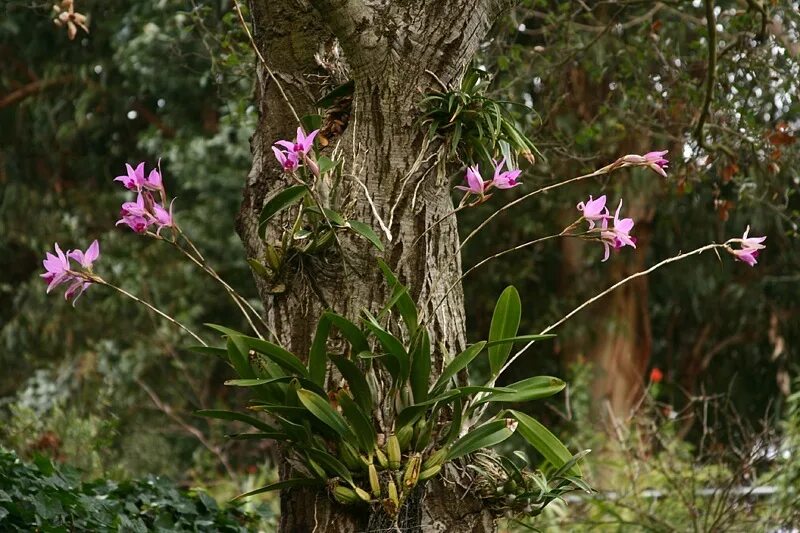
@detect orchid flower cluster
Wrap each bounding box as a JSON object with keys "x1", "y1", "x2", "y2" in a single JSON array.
[
  {"x1": 272, "y1": 127, "x2": 320, "y2": 176},
  {"x1": 41, "y1": 240, "x2": 100, "y2": 304},
  {"x1": 617, "y1": 150, "x2": 670, "y2": 177},
  {"x1": 576, "y1": 195, "x2": 636, "y2": 262},
  {"x1": 114, "y1": 162, "x2": 174, "y2": 235},
  {"x1": 455, "y1": 158, "x2": 522, "y2": 202},
  {"x1": 730, "y1": 225, "x2": 767, "y2": 266}
]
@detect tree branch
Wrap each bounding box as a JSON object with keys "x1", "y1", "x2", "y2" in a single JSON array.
[
  {"x1": 0, "y1": 76, "x2": 73, "y2": 109},
  {"x1": 694, "y1": 0, "x2": 717, "y2": 148}
]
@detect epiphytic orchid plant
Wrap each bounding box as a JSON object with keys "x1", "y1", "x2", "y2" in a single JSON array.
[{"x1": 42, "y1": 118, "x2": 766, "y2": 520}]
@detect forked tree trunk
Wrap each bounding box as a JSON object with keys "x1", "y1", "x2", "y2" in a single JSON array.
[{"x1": 236, "y1": 1, "x2": 514, "y2": 530}]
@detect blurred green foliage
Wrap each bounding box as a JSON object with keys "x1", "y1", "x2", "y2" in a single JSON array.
[
  {"x1": 0, "y1": 448, "x2": 273, "y2": 531},
  {"x1": 0, "y1": 0, "x2": 262, "y2": 489}
]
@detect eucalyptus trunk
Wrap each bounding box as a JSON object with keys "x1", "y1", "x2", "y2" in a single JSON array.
[{"x1": 236, "y1": 0, "x2": 513, "y2": 530}]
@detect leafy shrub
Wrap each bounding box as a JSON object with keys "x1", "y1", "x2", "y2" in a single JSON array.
[{"x1": 0, "y1": 449, "x2": 267, "y2": 532}]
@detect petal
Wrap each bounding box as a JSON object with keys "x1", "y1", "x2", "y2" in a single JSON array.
[
  {"x1": 303, "y1": 129, "x2": 319, "y2": 150},
  {"x1": 274, "y1": 140, "x2": 294, "y2": 151},
  {"x1": 272, "y1": 146, "x2": 287, "y2": 164},
  {"x1": 85, "y1": 240, "x2": 100, "y2": 263}
]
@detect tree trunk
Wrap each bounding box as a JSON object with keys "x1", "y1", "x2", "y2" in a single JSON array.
[{"x1": 236, "y1": 1, "x2": 513, "y2": 530}]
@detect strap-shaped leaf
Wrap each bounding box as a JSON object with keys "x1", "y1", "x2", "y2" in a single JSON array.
[
  {"x1": 226, "y1": 376, "x2": 326, "y2": 398},
  {"x1": 396, "y1": 389, "x2": 461, "y2": 428},
  {"x1": 509, "y1": 409, "x2": 581, "y2": 476},
  {"x1": 233, "y1": 478, "x2": 318, "y2": 501},
  {"x1": 238, "y1": 336, "x2": 309, "y2": 378},
  {"x1": 305, "y1": 447, "x2": 355, "y2": 487},
  {"x1": 454, "y1": 385, "x2": 515, "y2": 395},
  {"x1": 348, "y1": 220, "x2": 384, "y2": 251},
  {"x1": 409, "y1": 329, "x2": 431, "y2": 403},
  {"x1": 226, "y1": 432, "x2": 288, "y2": 441},
  {"x1": 330, "y1": 355, "x2": 373, "y2": 413},
  {"x1": 324, "y1": 312, "x2": 370, "y2": 355},
  {"x1": 488, "y1": 286, "x2": 521, "y2": 376},
  {"x1": 226, "y1": 337, "x2": 257, "y2": 379},
  {"x1": 446, "y1": 418, "x2": 517, "y2": 461},
  {"x1": 430, "y1": 341, "x2": 487, "y2": 395},
  {"x1": 484, "y1": 334, "x2": 555, "y2": 348},
  {"x1": 475, "y1": 376, "x2": 565, "y2": 405},
  {"x1": 309, "y1": 315, "x2": 332, "y2": 386},
  {"x1": 337, "y1": 391, "x2": 377, "y2": 453},
  {"x1": 194, "y1": 409, "x2": 275, "y2": 433},
  {"x1": 442, "y1": 397, "x2": 463, "y2": 447},
  {"x1": 258, "y1": 185, "x2": 308, "y2": 239},
  {"x1": 377, "y1": 260, "x2": 418, "y2": 335},
  {"x1": 296, "y1": 389, "x2": 358, "y2": 444},
  {"x1": 362, "y1": 313, "x2": 409, "y2": 382},
  {"x1": 185, "y1": 345, "x2": 227, "y2": 359}
]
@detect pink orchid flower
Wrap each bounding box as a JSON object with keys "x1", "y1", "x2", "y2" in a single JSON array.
[
  {"x1": 732, "y1": 225, "x2": 766, "y2": 267},
  {"x1": 455, "y1": 166, "x2": 487, "y2": 195},
  {"x1": 599, "y1": 200, "x2": 636, "y2": 261},
  {"x1": 274, "y1": 127, "x2": 319, "y2": 156},
  {"x1": 42, "y1": 241, "x2": 100, "y2": 305},
  {"x1": 621, "y1": 150, "x2": 669, "y2": 177},
  {"x1": 115, "y1": 162, "x2": 163, "y2": 191},
  {"x1": 272, "y1": 146, "x2": 300, "y2": 173},
  {"x1": 577, "y1": 194, "x2": 609, "y2": 229},
  {"x1": 114, "y1": 162, "x2": 146, "y2": 190},
  {"x1": 41, "y1": 243, "x2": 72, "y2": 293},
  {"x1": 117, "y1": 193, "x2": 152, "y2": 233},
  {"x1": 491, "y1": 159, "x2": 522, "y2": 189}
]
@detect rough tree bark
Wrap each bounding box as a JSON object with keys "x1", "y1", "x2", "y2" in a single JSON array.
[{"x1": 236, "y1": 1, "x2": 514, "y2": 531}]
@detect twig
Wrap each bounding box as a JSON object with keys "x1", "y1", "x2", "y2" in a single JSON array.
[
  {"x1": 95, "y1": 277, "x2": 208, "y2": 346},
  {"x1": 0, "y1": 75, "x2": 73, "y2": 108},
  {"x1": 492, "y1": 243, "x2": 730, "y2": 384},
  {"x1": 694, "y1": 0, "x2": 717, "y2": 148},
  {"x1": 135, "y1": 377, "x2": 237, "y2": 481},
  {"x1": 231, "y1": 0, "x2": 300, "y2": 124}
]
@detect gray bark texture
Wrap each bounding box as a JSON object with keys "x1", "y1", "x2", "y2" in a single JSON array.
[{"x1": 236, "y1": 1, "x2": 514, "y2": 530}]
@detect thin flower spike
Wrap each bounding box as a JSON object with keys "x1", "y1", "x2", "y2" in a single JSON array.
[
  {"x1": 68, "y1": 240, "x2": 100, "y2": 269},
  {"x1": 577, "y1": 194, "x2": 609, "y2": 229},
  {"x1": 455, "y1": 166, "x2": 486, "y2": 195},
  {"x1": 41, "y1": 243, "x2": 72, "y2": 293},
  {"x1": 731, "y1": 225, "x2": 766, "y2": 267},
  {"x1": 272, "y1": 146, "x2": 299, "y2": 172},
  {"x1": 491, "y1": 159, "x2": 522, "y2": 189}
]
